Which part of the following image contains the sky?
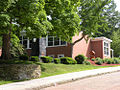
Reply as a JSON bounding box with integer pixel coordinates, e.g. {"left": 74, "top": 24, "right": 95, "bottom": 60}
{"left": 114, "top": 0, "right": 120, "bottom": 12}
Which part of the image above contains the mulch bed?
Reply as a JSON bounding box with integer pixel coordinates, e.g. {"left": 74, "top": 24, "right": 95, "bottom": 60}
{"left": 88, "top": 60, "right": 120, "bottom": 66}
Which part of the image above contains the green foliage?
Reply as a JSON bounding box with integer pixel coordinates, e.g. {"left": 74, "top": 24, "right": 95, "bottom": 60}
{"left": 91, "top": 58, "right": 95, "bottom": 61}
{"left": 30, "top": 56, "right": 39, "bottom": 62}
{"left": 54, "top": 58, "right": 61, "bottom": 64}
{"left": 95, "top": 60, "right": 103, "bottom": 65}
{"left": 111, "top": 30, "right": 120, "bottom": 57}
{"left": 83, "top": 61, "right": 91, "bottom": 65}
{"left": 0, "top": 60, "right": 34, "bottom": 64}
{"left": 75, "top": 54, "right": 86, "bottom": 64}
{"left": 113, "top": 58, "right": 120, "bottom": 64}
{"left": 41, "top": 56, "right": 53, "bottom": 63}
{"left": 60, "top": 57, "right": 77, "bottom": 64}
{"left": 10, "top": 34, "right": 24, "bottom": 58}
{"left": 95, "top": 57, "right": 103, "bottom": 61}
{"left": 19, "top": 55, "right": 29, "bottom": 61}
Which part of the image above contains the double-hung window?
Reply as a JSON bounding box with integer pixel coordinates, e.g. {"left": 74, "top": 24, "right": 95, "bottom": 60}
{"left": 20, "top": 36, "right": 32, "bottom": 49}
{"left": 104, "top": 42, "right": 109, "bottom": 56}
{"left": 47, "top": 36, "right": 67, "bottom": 47}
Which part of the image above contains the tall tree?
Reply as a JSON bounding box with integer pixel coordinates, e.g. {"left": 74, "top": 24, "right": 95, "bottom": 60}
{"left": 111, "top": 30, "right": 120, "bottom": 57}
{"left": 0, "top": 0, "right": 52, "bottom": 60}
{"left": 94, "top": 0, "right": 120, "bottom": 38}
{"left": 45, "top": 0, "right": 110, "bottom": 56}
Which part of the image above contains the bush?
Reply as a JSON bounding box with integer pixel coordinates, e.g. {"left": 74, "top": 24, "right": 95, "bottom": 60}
{"left": 113, "top": 58, "right": 120, "bottom": 64}
{"left": 54, "top": 58, "right": 61, "bottom": 64}
{"left": 95, "top": 57, "right": 102, "bottom": 61}
{"left": 41, "top": 56, "right": 53, "bottom": 63}
{"left": 91, "top": 58, "right": 95, "bottom": 61}
{"left": 19, "top": 54, "right": 29, "bottom": 61}
{"left": 106, "top": 59, "right": 113, "bottom": 64}
{"left": 83, "top": 61, "right": 91, "bottom": 65}
{"left": 60, "top": 57, "right": 77, "bottom": 64}
{"left": 30, "top": 56, "right": 39, "bottom": 62}
{"left": 75, "top": 54, "right": 86, "bottom": 64}
{"left": 95, "top": 60, "right": 103, "bottom": 65}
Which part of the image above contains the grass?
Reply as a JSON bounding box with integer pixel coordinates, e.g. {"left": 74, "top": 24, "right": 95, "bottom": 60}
{"left": 0, "top": 62, "right": 119, "bottom": 85}
{"left": 39, "top": 63, "right": 118, "bottom": 78}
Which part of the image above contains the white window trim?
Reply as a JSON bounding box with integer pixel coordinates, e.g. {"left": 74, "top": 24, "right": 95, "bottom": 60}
{"left": 103, "top": 41, "right": 110, "bottom": 56}
{"left": 58, "top": 54, "right": 64, "bottom": 58}
{"left": 20, "top": 36, "right": 32, "bottom": 49}
{"left": 46, "top": 36, "right": 67, "bottom": 47}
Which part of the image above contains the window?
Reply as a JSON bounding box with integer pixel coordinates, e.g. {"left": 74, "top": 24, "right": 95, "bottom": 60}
{"left": 58, "top": 54, "right": 64, "bottom": 58}
{"left": 47, "top": 36, "right": 67, "bottom": 47}
{"left": 20, "top": 36, "right": 32, "bottom": 49}
{"left": 104, "top": 42, "right": 109, "bottom": 56}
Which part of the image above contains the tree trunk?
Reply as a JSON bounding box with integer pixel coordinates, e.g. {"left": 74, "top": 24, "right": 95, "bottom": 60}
{"left": 1, "top": 33, "right": 11, "bottom": 60}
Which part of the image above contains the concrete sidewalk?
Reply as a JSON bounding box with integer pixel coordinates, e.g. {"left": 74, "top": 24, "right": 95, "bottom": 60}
{"left": 0, "top": 66, "right": 120, "bottom": 90}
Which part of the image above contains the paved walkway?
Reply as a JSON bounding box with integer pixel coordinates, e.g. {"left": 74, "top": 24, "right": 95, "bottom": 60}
{"left": 0, "top": 66, "right": 120, "bottom": 90}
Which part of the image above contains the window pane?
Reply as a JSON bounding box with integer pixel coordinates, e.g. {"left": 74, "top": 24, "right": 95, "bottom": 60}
{"left": 48, "top": 41, "right": 53, "bottom": 46}
{"left": 48, "top": 36, "right": 53, "bottom": 41}
{"left": 54, "top": 37, "right": 59, "bottom": 45}
{"left": 61, "top": 41, "right": 66, "bottom": 45}
{"left": 23, "top": 40, "right": 27, "bottom": 48}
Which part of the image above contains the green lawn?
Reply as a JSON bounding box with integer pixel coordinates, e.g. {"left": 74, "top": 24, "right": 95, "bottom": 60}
{"left": 40, "top": 63, "right": 117, "bottom": 77}
{"left": 0, "top": 63, "right": 119, "bottom": 85}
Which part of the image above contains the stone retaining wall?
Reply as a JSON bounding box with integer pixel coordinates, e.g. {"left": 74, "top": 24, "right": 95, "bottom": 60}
{"left": 0, "top": 64, "right": 41, "bottom": 80}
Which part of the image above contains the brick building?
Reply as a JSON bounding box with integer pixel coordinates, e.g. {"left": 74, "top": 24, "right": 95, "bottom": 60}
{"left": 0, "top": 33, "right": 113, "bottom": 59}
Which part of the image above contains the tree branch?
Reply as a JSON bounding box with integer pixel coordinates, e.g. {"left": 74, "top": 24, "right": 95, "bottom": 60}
{"left": 72, "top": 34, "right": 85, "bottom": 46}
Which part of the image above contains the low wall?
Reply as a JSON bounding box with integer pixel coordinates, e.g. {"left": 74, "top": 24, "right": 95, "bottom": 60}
{"left": 0, "top": 64, "right": 41, "bottom": 80}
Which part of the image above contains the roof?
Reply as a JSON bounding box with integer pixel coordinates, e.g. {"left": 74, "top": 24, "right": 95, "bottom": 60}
{"left": 92, "top": 37, "right": 112, "bottom": 42}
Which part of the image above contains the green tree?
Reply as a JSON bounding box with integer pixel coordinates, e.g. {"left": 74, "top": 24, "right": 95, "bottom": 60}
{"left": 111, "top": 30, "right": 120, "bottom": 57}
{"left": 45, "top": 0, "right": 110, "bottom": 56}
{"left": 94, "top": 0, "right": 120, "bottom": 38}
{"left": 0, "top": 0, "right": 52, "bottom": 60}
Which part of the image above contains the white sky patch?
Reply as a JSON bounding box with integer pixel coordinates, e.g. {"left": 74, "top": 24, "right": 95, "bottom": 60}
{"left": 114, "top": 0, "right": 120, "bottom": 12}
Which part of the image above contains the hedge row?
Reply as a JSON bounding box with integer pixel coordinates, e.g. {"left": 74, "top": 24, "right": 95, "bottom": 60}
{"left": 94, "top": 57, "right": 120, "bottom": 65}
{"left": 19, "top": 54, "right": 91, "bottom": 65}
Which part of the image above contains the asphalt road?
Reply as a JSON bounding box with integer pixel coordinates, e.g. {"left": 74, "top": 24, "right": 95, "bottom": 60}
{"left": 41, "top": 71, "right": 120, "bottom": 90}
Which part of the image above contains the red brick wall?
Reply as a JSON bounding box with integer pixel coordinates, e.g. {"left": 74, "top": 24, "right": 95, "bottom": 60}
{"left": 91, "top": 40, "right": 103, "bottom": 58}
{"left": 72, "top": 33, "right": 91, "bottom": 59}
{"left": 46, "top": 43, "right": 72, "bottom": 58}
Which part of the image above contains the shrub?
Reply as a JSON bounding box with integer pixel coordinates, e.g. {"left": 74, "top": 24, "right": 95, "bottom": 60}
{"left": 106, "top": 59, "right": 113, "bottom": 64}
{"left": 95, "top": 60, "right": 103, "bottom": 65}
{"left": 91, "top": 58, "right": 95, "bottom": 61}
{"left": 83, "top": 61, "right": 91, "bottom": 65}
{"left": 30, "top": 56, "right": 39, "bottom": 62}
{"left": 113, "top": 58, "right": 120, "bottom": 64}
{"left": 54, "top": 58, "right": 61, "bottom": 64}
{"left": 19, "top": 54, "right": 29, "bottom": 61}
{"left": 75, "top": 54, "right": 86, "bottom": 64}
{"left": 95, "top": 57, "right": 102, "bottom": 61}
{"left": 41, "top": 56, "right": 53, "bottom": 63}
{"left": 60, "top": 57, "right": 77, "bottom": 64}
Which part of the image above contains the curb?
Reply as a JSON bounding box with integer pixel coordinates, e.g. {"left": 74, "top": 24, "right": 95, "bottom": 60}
{"left": 0, "top": 66, "right": 120, "bottom": 90}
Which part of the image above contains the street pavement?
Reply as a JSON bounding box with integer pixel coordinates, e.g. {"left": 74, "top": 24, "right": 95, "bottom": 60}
{"left": 42, "top": 71, "right": 120, "bottom": 90}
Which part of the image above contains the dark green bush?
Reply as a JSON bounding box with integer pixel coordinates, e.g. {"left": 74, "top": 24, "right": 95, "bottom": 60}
{"left": 54, "top": 58, "right": 61, "bottom": 64}
{"left": 83, "top": 61, "right": 91, "bottom": 65}
{"left": 95, "top": 57, "right": 102, "bottom": 61}
{"left": 60, "top": 57, "right": 77, "bottom": 64}
{"left": 41, "top": 56, "right": 53, "bottom": 63}
{"left": 30, "top": 56, "right": 39, "bottom": 62}
{"left": 113, "top": 58, "right": 120, "bottom": 64}
{"left": 106, "top": 59, "right": 113, "bottom": 64}
{"left": 95, "top": 60, "right": 103, "bottom": 65}
{"left": 19, "top": 54, "right": 29, "bottom": 61}
{"left": 91, "top": 58, "right": 95, "bottom": 61}
{"left": 75, "top": 54, "right": 86, "bottom": 64}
